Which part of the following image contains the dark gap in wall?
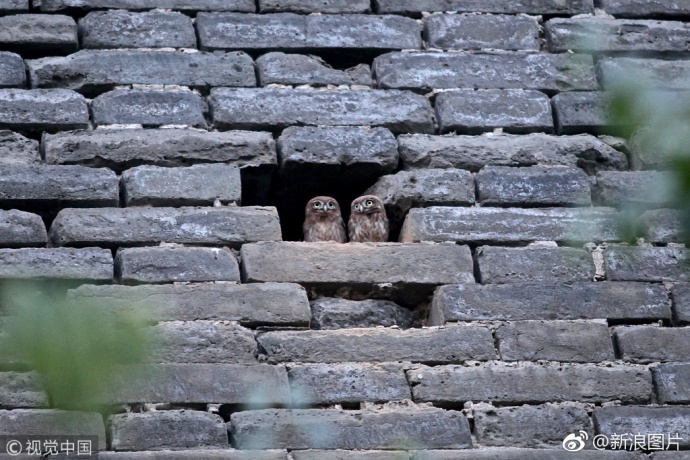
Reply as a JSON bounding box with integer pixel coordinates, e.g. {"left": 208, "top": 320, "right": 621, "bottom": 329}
{"left": 611, "top": 325, "right": 623, "bottom": 359}
{"left": 247, "top": 48, "right": 381, "bottom": 70}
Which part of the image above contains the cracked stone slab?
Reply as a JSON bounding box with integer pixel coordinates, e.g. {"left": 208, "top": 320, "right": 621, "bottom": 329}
{"left": 257, "top": 52, "right": 372, "bottom": 87}
{"left": 310, "top": 298, "right": 420, "bottom": 330}
{"left": 654, "top": 363, "right": 690, "bottom": 404}
{"left": 0, "top": 89, "right": 89, "bottom": 132}
{"left": 40, "top": 0, "right": 255, "bottom": 11}
{"left": 0, "top": 247, "right": 112, "bottom": 281}
{"left": 604, "top": 246, "right": 690, "bottom": 282}
{"left": 614, "top": 326, "right": 690, "bottom": 363}
{"left": 594, "top": 406, "right": 690, "bottom": 449}
{"left": 424, "top": 14, "right": 539, "bottom": 51}
{"left": 374, "top": 0, "right": 593, "bottom": 15}
{"left": 0, "top": 14, "right": 77, "bottom": 54}
{"left": 0, "top": 210, "right": 47, "bottom": 248}
{"left": 0, "top": 131, "right": 39, "bottom": 165}
{"left": 0, "top": 52, "right": 25, "bottom": 88}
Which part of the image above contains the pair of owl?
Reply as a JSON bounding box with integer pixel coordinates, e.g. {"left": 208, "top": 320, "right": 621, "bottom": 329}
{"left": 303, "top": 195, "right": 389, "bottom": 243}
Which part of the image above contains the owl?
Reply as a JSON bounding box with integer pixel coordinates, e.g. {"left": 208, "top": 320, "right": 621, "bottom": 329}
{"left": 303, "top": 196, "right": 347, "bottom": 243}
{"left": 348, "top": 195, "right": 389, "bottom": 243}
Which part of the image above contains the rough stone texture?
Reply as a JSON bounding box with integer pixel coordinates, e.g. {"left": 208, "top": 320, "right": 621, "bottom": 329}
{"left": 79, "top": 11, "right": 196, "bottom": 49}
{"left": 294, "top": 452, "right": 407, "bottom": 460}
{"left": 496, "top": 320, "right": 614, "bottom": 363}
{"left": 430, "top": 282, "right": 670, "bottom": 324}
{"left": 594, "top": 171, "right": 672, "bottom": 208}
{"left": 260, "top": 0, "right": 370, "bottom": 13}
{"left": 400, "top": 207, "right": 620, "bottom": 244}
{"left": 310, "top": 298, "right": 420, "bottom": 330}
{"left": 654, "top": 363, "right": 690, "bottom": 404}
{"left": 0, "top": 131, "right": 39, "bottom": 165}
{"left": 0, "top": 52, "right": 25, "bottom": 88}
{"left": 91, "top": 89, "right": 208, "bottom": 128}
{"left": 0, "top": 89, "right": 89, "bottom": 132}
{"left": 39, "top": 0, "right": 255, "bottom": 12}
{"left": 374, "top": 0, "right": 594, "bottom": 15}
{"left": 0, "top": 0, "right": 27, "bottom": 13}
{"left": 374, "top": 51, "right": 597, "bottom": 94}
{"left": 436, "top": 90, "right": 553, "bottom": 134}
{"left": 197, "top": 13, "right": 421, "bottom": 51}
{"left": 604, "top": 246, "right": 690, "bottom": 282}
{"left": 652, "top": 453, "right": 690, "bottom": 460}
{"left": 672, "top": 283, "right": 690, "bottom": 324}
{"left": 122, "top": 164, "right": 241, "bottom": 207}
{"left": 108, "top": 410, "right": 228, "bottom": 451}
{"left": 0, "top": 372, "right": 48, "bottom": 408}
{"left": 615, "top": 326, "right": 690, "bottom": 363}
{"left": 28, "top": 50, "right": 255, "bottom": 95}
{"left": 408, "top": 363, "right": 653, "bottom": 404}
{"left": 477, "top": 246, "right": 596, "bottom": 284}
{"left": 476, "top": 166, "right": 592, "bottom": 207}
{"left": 0, "top": 409, "right": 106, "bottom": 450}
{"left": 413, "top": 450, "right": 642, "bottom": 460}
{"left": 49, "top": 206, "right": 281, "bottom": 248}
{"left": 116, "top": 247, "right": 240, "bottom": 284}
{"left": 98, "top": 452, "right": 288, "bottom": 460}
{"left": 638, "top": 209, "right": 684, "bottom": 244}
{"left": 210, "top": 88, "right": 435, "bottom": 134}
{"left": 601, "top": 0, "right": 690, "bottom": 18}
{"left": 230, "top": 408, "right": 472, "bottom": 450}
{"left": 0, "top": 14, "right": 77, "bottom": 54}
{"left": 258, "top": 326, "right": 496, "bottom": 363}
{"left": 594, "top": 406, "right": 690, "bottom": 449}
{"left": 398, "top": 133, "right": 628, "bottom": 175}
{"left": 473, "top": 403, "right": 593, "bottom": 448}
{"left": 629, "top": 126, "right": 676, "bottom": 171}
{"left": 257, "top": 52, "right": 372, "bottom": 87}
{"left": 288, "top": 363, "right": 411, "bottom": 405}
{"left": 552, "top": 91, "right": 613, "bottom": 135}
{"left": 0, "top": 210, "right": 47, "bottom": 248}
{"left": 0, "top": 248, "right": 112, "bottom": 280}
{"left": 424, "top": 14, "right": 539, "bottom": 51}
{"left": 68, "top": 282, "right": 309, "bottom": 326}
{"left": 598, "top": 57, "right": 690, "bottom": 91}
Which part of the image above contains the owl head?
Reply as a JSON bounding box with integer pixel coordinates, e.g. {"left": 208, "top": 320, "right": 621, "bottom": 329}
{"left": 305, "top": 196, "right": 342, "bottom": 218}
{"left": 351, "top": 195, "right": 385, "bottom": 215}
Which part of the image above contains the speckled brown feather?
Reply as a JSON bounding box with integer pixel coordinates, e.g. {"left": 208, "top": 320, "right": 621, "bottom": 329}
{"left": 348, "top": 195, "right": 389, "bottom": 243}
{"left": 303, "top": 196, "right": 347, "bottom": 243}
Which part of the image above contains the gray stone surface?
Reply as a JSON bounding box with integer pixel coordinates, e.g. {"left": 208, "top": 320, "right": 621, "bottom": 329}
{"left": 122, "top": 164, "right": 241, "bottom": 207}
{"left": 258, "top": 326, "right": 496, "bottom": 364}
{"left": 294, "top": 452, "right": 407, "bottom": 460}
{"left": 260, "top": 0, "right": 369, "bottom": 13}
{"left": 655, "top": 363, "right": 690, "bottom": 404}
{"left": 0, "top": 372, "right": 48, "bottom": 408}
{"left": 0, "top": 210, "right": 47, "bottom": 248}
{"left": 28, "top": 50, "right": 255, "bottom": 95}
{"left": 594, "top": 171, "right": 672, "bottom": 208}
{"left": 594, "top": 406, "right": 690, "bottom": 449}
{"left": 374, "top": 51, "right": 597, "bottom": 94}
{"left": 615, "top": 326, "right": 690, "bottom": 363}
{"left": 310, "top": 298, "right": 420, "bottom": 330}
{"left": 0, "top": 131, "right": 39, "bottom": 165}
{"left": 210, "top": 88, "right": 434, "bottom": 134}
{"left": 374, "top": 0, "right": 593, "bottom": 15}
{"left": 0, "top": 248, "right": 112, "bottom": 280}
{"left": 638, "top": 209, "right": 684, "bottom": 244}
{"left": 476, "top": 166, "right": 592, "bottom": 207}
{"left": 68, "top": 282, "right": 310, "bottom": 327}
{"left": 40, "top": 0, "right": 255, "bottom": 12}
{"left": 116, "top": 247, "right": 240, "bottom": 284}
{"left": 288, "top": 363, "right": 411, "bottom": 405}
{"left": 413, "top": 450, "right": 642, "bottom": 460}
{"left": 197, "top": 13, "right": 421, "bottom": 51}
{"left": 604, "top": 246, "right": 690, "bottom": 282}
{"left": 652, "top": 452, "right": 690, "bottom": 460}
{"left": 0, "top": 52, "right": 24, "bottom": 88}
{"left": 398, "top": 133, "right": 628, "bottom": 175}
{"left": 49, "top": 206, "right": 281, "bottom": 248}
{"left": 601, "top": 0, "right": 690, "bottom": 18}
{"left": 672, "top": 283, "right": 690, "bottom": 324}
{"left": 257, "top": 52, "right": 371, "bottom": 87}
{"left": 477, "top": 246, "right": 595, "bottom": 284}
{"left": 0, "top": 0, "right": 27, "bottom": 13}
{"left": 400, "top": 207, "right": 620, "bottom": 244}
{"left": 436, "top": 90, "right": 553, "bottom": 134}
{"left": 408, "top": 363, "right": 652, "bottom": 404}
{"left": 91, "top": 89, "right": 208, "bottom": 128}
{"left": 0, "top": 14, "right": 77, "bottom": 54}
{"left": 0, "top": 409, "right": 106, "bottom": 449}
{"left": 79, "top": 11, "right": 196, "bottom": 49}
{"left": 108, "top": 410, "right": 228, "bottom": 451}
{"left": 0, "top": 89, "right": 89, "bottom": 132}
{"left": 98, "top": 452, "right": 288, "bottom": 460}
{"left": 473, "top": 403, "right": 593, "bottom": 448}
{"left": 424, "top": 14, "right": 539, "bottom": 51}
{"left": 599, "top": 57, "right": 690, "bottom": 91}
{"left": 230, "top": 408, "right": 472, "bottom": 450}
{"left": 552, "top": 91, "right": 613, "bottom": 135}
{"left": 496, "top": 320, "right": 614, "bottom": 363}
{"left": 430, "top": 282, "right": 670, "bottom": 324}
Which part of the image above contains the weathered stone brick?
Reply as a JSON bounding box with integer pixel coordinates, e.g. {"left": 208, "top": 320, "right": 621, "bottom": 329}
{"left": 0, "top": 409, "right": 106, "bottom": 449}
{"left": 374, "top": 0, "right": 594, "bottom": 15}
{"left": 288, "top": 363, "right": 411, "bottom": 405}
{"left": 552, "top": 91, "right": 614, "bottom": 135}
{"left": 91, "top": 89, "right": 208, "bottom": 128}
{"left": 28, "top": 50, "right": 255, "bottom": 95}
{"left": 594, "top": 171, "right": 672, "bottom": 208}
{"left": 604, "top": 246, "right": 690, "bottom": 282}
{"left": 0, "top": 210, "right": 46, "bottom": 248}
{"left": 197, "top": 13, "right": 421, "bottom": 51}
{"left": 672, "top": 283, "right": 690, "bottom": 324}
{"left": 436, "top": 89, "right": 553, "bottom": 134}
{"left": 400, "top": 207, "right": 619, "bottom": 244}
{"left": 40, "top": 0, "right": 255, "bottom": 11}
{"left": 79, "top": 11, "right": 196, "bottom": 49}
{"left": 116, "top": 247, "right": 240, "bottom": 284}
{"left": 209, "top": 88, "right": 434, "bottom": 134}
{"left": 629, "top": 125, "right": 687, "bottom": 171}
{"left": 0, "top": 372, "right": 47, "bottom": 408}
{"left": 0, "top": 131, "right": 39, "bottom": 165}
{"left": 638, "top": 209, "right": 684, "bottom": 244}
{"left": 230, "top": 408, "right": 472, "bottom": 450}
{"left": 477, "top": 246, "right": 595, "bottom": 284}
{"left": 424, "top": 14, "right": 539, "bottom": 51}
{"left": 260, "top": 0, "right": 369, "bottom": 13}
{"left": 310, "top": 298, "right": 420, "bottom": 330}
{"left": 258, "top": 326, "right": 496, "bottom": 364}
{"left": 655, "top": 363, "right": 690, "bottom": 404}
{"left": 430, "top": 282, "right": 670, "bottom": 324}
{"left": 473, "top": 403, "right": 593, "bottom": 448}
{"left": 108, "top": 410, "right": 228, "bottom": 451}
{"left": 0, "top": 248, "right": 112, "bottom": 281}
{"left": 374, "top": 52, "right": 597, "bottom": 94}
{"left": 598, "top": 57, "right": 690, "bottom": 91}
{"left": 615, "top": 326, "right": 690, "bottom": 363}
{"left": 0, "top": 0, "right": 27, "bottom": 13}
{"left": 0, "top": 89, "right": 89, "bottom": 132}
{"left": 594, "top": 406, "right": 690, "bottom": 449}
{"left": 294, "top": 452, "right": 407, "bottom": 460}
{"left": 652, "top": 452, "right": 690, "bottom": 460}
{"left": 0, "top": 14, "right": 77, "bottom": 54}
{"left": 257, "top": 52, "right": 372, "bottom": 87}
{"left": 408, "top": 363, "right": 652, "bottom": 404}
{"left": 601, "top": 0, "right": 690, "bottom": 19}
{"left": 98, "top": 452, "right": 288, "bottom": 460}
{"left": 50, "top": 206, "right": 281, "bottom": 248}
{"left": 398, "top": 133, "right": 628, "bottom": 175}
{"left": 496, "top": 320, "right": 614, "bottom": 363}
{"left": 413, "top": 449, "right": 642, "bottom": 459}
{"left": 0, "top": 52, "right": 24, "bottom": 88}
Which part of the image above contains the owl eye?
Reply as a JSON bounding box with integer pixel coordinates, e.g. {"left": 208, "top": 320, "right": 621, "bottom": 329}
{"left": 365, "top": 199, "right": 374, "bottom": 207}
{"left": 327, "top": 201, "right": 335, "bottom": 209}
{"left": 313, "top": 201, "right": 323, "bottom": 209}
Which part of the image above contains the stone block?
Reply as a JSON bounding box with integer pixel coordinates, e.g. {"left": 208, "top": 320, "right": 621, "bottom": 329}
{"left": 79, "top": 11, "right": 196, "bottom": 49}
{"left": 259, "top": 0, "right": 370, "bottom": 13}
{"left": 413, "top": 450, "right": 642, "bottom": 460}
{"left": 0, "top": 14, "right": 77, "bottom": 54}
{"left": 672, "top": 283, "right": 690, "bottom": 324}
{"left": 436, "top": 89, "right": 553, "bottom": 134}
{"left": 230, "top": 408, "right": 472, "bottom": 450}
{"left": 552, "top": 91, "right": 615, "bottom": 135}
{"left": 98, "top": 452, "right": 288, "bottom": 460}
{"left": 638, "top": 209, "right": 684, "bottom": 244}
{"left": 0, "top": 0, "right": 27, "bottom": 13}
{"left": 310, "top": 298, "right": 420, "bottom": 330}
{"left": 0, "top": 89, "right": 89, "bottom": 132}
{"left": 654, "top": 363, "right": 690, "bottom": 404}
{"left": 594, "top": 406, "right": 690, "bottom": 449}
{"left": 408, "top": 363, "right": 652, "bottom": 405}
{"left": 652, "top": 452, "right": 690, "bottom": 460}
{"left": 209, "top": 88, "right": 434, "bottom": 134}
{"left": 0, "top": 210, "right": 47, "bottom": 248}
{"left": 0, "top": 409, "right": 106, "bottom": 450}
{"left": 424, "top": 14, "right": 539, "bottom": 51}
{"left": 0, "top": 372, "right": 48, "bottom": 408}
{"left": 49, "top": 206, "right": 281, "bottom": 248}
{"left": 374, "top": 0, "right": 594, "bottom": 15}
{"left": 0, "top": 52, "right": 24, "bottom": 88}
{"left": 629, "top": 127, "right": 678, "bottom": 171}
{"left": 39, "top": 0, "right": 255, "bottom": 12}
{"left": 288, "top": 363, "right": 411, "bottom": 405}
{"left": 294, "top": 452, "right": 407, "bottom": 460}
{"left": 108, "top": 410, "right": 228, "bottom": 451}
{"left": 0, "top": 131, "right": 39, "bottom": 165}
{"left": 69, "top": 282, "right": 308, "bottom": 326}
{"left": 601, "top": 0, "right": 690, "bottom": 18}
{"left": 594, "top": 171, "right": 672, "bottom": 208}
{"left": 0, "top": 248, "right": 112, "bottom": 281}
{"left": 257, "top": 326, "right": 496, "bottom": 363}
{"left": 115, "top": 247, "right": 240, "bottom": 284}
{"left": 256, "top": 52, "right": 372, "bottom": 87}
{"left": 598, "top": 57, "right": 690, "bottom": 91}
{"left": 615, "top": 326, "right": 690, "bottom": 363}
{"left": 604, "top": 246, "right": 690, "bottom": 282}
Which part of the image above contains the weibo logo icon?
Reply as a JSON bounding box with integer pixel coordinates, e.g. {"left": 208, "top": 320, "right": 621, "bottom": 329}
{"left": 563, "top": 431, "right": 589, "bottom": 452}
